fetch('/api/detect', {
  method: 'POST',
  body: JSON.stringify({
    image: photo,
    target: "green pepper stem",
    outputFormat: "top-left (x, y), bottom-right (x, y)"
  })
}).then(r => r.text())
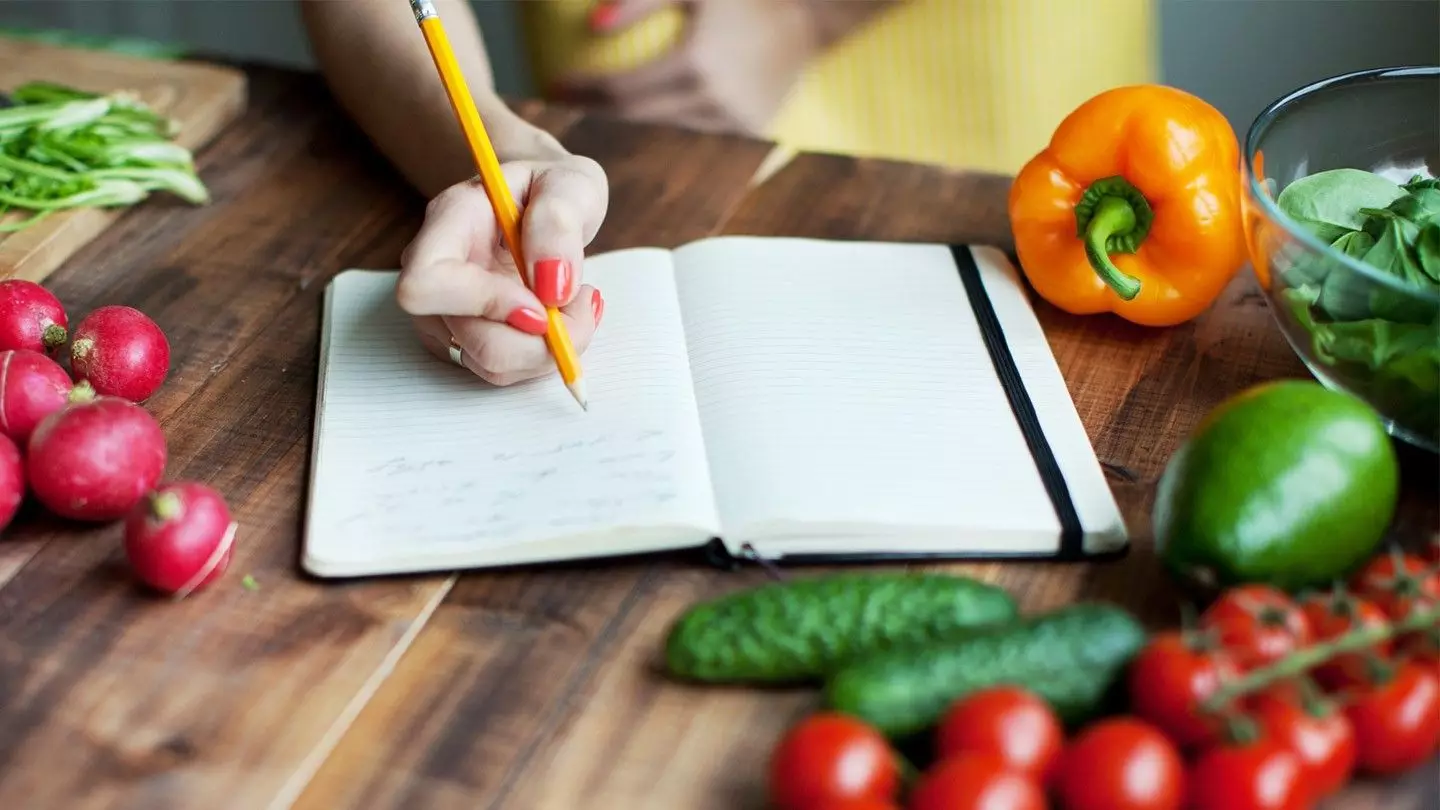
top-left (1081, 197), bottom-right (1144, 300)
top-left (1074, 176), bottom-right (1155, 301)
top-left (1201, 604), bottom-right (1440, 714)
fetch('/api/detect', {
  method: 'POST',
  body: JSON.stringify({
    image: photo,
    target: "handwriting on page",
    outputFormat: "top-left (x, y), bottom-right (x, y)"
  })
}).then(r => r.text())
top-left (328, 429), bottom-right (682, 545)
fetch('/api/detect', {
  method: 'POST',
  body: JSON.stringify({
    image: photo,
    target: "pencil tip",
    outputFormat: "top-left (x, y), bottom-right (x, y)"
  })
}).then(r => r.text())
top-left (567, 379), bottom-right (589, 411)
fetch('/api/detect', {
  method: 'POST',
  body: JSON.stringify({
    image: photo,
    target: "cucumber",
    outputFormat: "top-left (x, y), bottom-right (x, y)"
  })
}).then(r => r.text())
top-left (822, 602), bottom-right (1147, 736)
top-left (663, 572), bottom-right (1019, 683)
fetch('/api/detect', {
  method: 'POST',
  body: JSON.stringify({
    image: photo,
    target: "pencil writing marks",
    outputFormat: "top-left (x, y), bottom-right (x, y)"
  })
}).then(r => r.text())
top-left (329, 429), bottom-right (688, 547)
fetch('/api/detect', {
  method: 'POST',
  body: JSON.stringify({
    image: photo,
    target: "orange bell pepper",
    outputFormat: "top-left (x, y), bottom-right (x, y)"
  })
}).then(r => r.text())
top-left (1008, 84), bottom-right (1248, 327)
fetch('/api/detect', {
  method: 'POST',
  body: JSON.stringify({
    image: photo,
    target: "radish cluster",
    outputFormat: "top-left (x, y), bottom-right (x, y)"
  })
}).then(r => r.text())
top-left (0, 279), bottom-right (237, 598)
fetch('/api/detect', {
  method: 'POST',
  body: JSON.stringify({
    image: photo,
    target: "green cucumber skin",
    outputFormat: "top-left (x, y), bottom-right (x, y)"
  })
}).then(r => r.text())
top-left (663, 573), bottom-right (1019, 684)
top-left (822, 602), bottom-right (1147, 737)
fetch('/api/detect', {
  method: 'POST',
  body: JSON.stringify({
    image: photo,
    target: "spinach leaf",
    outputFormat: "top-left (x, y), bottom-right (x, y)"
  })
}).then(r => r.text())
top-left (1417, 223), bottom-right (1440, 283)
top-left (1402, 174), bottom-right (1440, 194)
top-left (1275, 168), bottom-right (1407, 243)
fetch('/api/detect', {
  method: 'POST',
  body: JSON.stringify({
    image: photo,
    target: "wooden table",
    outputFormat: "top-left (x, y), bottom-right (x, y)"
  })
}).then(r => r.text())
top-left (1, 65), bottom-right (1435, 810)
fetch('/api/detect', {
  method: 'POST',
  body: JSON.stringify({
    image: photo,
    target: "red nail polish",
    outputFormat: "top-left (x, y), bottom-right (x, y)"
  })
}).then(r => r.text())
top-left (506, 307), bottom-right (548, 336)
top-left (591, 289), bottom-right (605, 325)
top-left (533, 258), bottom-right (573, 307)
top-left (589, 3), bottom-right (621, 31)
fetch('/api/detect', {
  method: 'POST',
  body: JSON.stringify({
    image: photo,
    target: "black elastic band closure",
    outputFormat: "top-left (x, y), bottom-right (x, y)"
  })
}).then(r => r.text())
top-left (950, 245), bottom-right (1084, 558)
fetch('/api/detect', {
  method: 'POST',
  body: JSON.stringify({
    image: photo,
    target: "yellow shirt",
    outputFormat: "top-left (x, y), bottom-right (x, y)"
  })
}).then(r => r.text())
top-left (519, 0), bottom-right (1156, 175)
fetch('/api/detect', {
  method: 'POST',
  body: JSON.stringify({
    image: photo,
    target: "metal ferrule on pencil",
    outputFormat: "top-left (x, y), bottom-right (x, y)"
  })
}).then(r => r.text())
top-left (409, 0), bottom-right (437, 23)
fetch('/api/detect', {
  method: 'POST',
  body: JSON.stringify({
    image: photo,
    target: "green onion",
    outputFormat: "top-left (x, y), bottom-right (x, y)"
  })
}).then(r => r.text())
top-left (0, 80), bottom-right (208, 232)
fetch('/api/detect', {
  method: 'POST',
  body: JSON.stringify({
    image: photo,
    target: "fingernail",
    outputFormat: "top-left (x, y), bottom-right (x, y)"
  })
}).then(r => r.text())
top-left (589, 3), bottom-right (620, 31)
top-left (506, 307), bottom-right (549, 336)
top-left (533, 258), bottom-right (573, 307)
top-left (591, 289), bottom-right (605, 325)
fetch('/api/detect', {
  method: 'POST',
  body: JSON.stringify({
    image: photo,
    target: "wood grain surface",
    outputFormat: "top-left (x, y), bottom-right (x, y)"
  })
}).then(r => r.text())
top-left (0, 41), bottom-right (246, 283)
top-left (0, 65), bottom-right (1435, 810)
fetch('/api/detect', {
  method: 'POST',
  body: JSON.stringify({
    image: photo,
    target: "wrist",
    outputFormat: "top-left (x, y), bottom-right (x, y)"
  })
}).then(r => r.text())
top-left (474, 94), bottom-right (570, 165)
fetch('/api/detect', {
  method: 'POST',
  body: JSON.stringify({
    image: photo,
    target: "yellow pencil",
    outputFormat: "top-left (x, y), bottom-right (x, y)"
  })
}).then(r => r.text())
top-left (408, 0), bottom-right (588, 410)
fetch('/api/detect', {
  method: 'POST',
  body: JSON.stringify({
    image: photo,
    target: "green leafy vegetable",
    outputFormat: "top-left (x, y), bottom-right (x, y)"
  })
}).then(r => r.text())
top-left (1272, 166), bottom-right (1440, 445)
top-left (1274, 168), bottom-right (1408, 244)
top-left (0, 81), bottom-right (206, 232)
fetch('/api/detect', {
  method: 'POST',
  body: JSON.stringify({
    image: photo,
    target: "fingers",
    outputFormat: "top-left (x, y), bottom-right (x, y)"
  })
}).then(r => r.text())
top-left (521, 158), bottom-right (609, 308)
top-left (397, 178), bottom-right (546, 324)
top-left (412, 285), bottom-right (604, 386)
top-left (591, 0), bottom-right (681, 32)
top-left (557, 47), bottom-right (695, 106)
top-left (396, 256), bottom-right (546, 325)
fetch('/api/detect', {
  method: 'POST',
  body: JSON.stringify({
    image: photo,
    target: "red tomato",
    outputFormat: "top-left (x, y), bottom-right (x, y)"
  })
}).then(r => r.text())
top-left (1397, 626), bottom-right (1440, 672)
top-left (934, 686), bottom-right (1064, 782)
top-left (1300, 589), bottom-right (1394, 690)
top-left (1201, 584), bottom-right (1313, 670)
top-left (809, 801), bottom-right (902, 810)
top-left (906, 753), bottom-right (1045, 810)
top-left (1127, 631), bottom-right (1241, 749)
top-left (1419, 534), bottom-right (1440, 566)
top-left (1185, 737), bottom-right (1309, 810)
top-left (768, 713), bottom-right (899, 810)
top-left (1248, 687), bottom-right (1356, 800)
top-left (1051, 717), bottom-right (1186, 810)
top-left (1343, 661), bottom-right (1440, 776)
top-left (1351, 550), bottom-right (1440, 621)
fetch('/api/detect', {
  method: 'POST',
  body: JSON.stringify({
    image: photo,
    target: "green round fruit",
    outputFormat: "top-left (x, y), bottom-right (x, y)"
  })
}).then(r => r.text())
top-left (1154, 380), bottom-right (1399, 592)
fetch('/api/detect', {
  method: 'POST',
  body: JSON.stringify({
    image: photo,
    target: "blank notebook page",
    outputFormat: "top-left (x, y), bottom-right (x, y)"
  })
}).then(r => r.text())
top-left (303, 250), bottom-right (721, 577)
top-left (672, 237), bottom-right (1107, 553)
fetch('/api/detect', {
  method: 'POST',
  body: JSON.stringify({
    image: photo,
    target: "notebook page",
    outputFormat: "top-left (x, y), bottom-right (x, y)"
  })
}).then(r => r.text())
top-left (671, 237), bottom-right (1066, 553)
top-left (302, 249), bottom-right (722, 577)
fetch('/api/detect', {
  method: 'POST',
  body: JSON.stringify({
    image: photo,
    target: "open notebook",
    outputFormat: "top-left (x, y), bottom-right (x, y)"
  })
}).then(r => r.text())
top-left (302, 237), bottom-right (1126, 578)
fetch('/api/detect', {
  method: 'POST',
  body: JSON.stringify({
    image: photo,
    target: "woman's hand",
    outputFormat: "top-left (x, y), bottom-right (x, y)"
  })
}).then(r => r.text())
top-left (396, 154), bottom-right (609, 386)
top-left (555, 0), bottom-right (818, 135)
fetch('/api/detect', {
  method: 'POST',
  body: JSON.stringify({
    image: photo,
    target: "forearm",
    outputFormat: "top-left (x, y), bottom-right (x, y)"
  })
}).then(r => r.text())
top-left (299, 0), bottom-right (568, 198)
top-left (802, 0), bottom-right (903, 50)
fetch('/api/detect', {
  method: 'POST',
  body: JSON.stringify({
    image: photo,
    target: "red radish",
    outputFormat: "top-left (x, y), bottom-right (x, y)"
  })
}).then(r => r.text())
top-left (0, 349), bottom-right (75, 444)
top-left (124, 481), bottom-right (236, 597)
top-left (69, 305), bottom-right (170, 402)
top-left (0, 279), bottom-right (69, 355)
top-left (26, 380), bottom-right (167, 521)
top-left (0, 431), bottom-right (23, 531)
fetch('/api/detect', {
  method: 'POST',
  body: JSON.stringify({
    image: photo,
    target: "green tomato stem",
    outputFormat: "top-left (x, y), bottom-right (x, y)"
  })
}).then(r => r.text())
top-left (1202, 604), bottom-right (1440, 713)
top-left (1074, 176), bottom-right (1155, 301)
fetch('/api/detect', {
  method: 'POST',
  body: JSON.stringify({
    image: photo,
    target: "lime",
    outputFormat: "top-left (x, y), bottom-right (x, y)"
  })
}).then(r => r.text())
top-left (1154, 380), bottom-right (1400, 592)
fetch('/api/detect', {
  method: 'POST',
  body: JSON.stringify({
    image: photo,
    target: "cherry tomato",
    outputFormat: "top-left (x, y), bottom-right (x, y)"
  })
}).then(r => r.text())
top-left (1127, 631), bottom-right (1241, 749)
top-left (768, 713), bottom-right (899, 810)
top-left (1051, 717), bottom-right (1186, 810)
top-left (1300, 588), bottom-right (1394, 690)
top-left (1422, 535), bottom-right (1440, 566)
top-left (1185, 737), bottom-right (1309, 810)
top-left (1343, 660), bottom-right (1440, 776)
top-left (1201, 584), bottom-right (1313, 670)
top-left (1248, 686), bottom-right (1356, 800)
top-left (1397, 626), bottom-right (1440, 673)
top-left (906, 752), bottom-right (1045, 810)
top-left (934, 686), bottom-right (1063, 782)
top-left (809, 801), bottom-right (902, 810)
top-left (1351, 550), bottom-right (1440, 621)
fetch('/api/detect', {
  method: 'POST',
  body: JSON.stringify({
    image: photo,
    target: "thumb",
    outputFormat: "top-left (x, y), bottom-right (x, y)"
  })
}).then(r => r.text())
top-left (590, 0), bottom-right (681, 32)
top-left (521, 158), bottom-right (608, 308)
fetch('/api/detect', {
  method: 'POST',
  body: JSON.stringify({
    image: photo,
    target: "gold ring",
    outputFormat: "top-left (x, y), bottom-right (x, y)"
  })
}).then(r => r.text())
top-left (447, 335), bottom-right (465, 367)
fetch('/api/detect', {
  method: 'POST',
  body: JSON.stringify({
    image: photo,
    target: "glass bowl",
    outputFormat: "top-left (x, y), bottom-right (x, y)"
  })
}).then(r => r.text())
top-left (1243, 66), bottom-right (1440, 454)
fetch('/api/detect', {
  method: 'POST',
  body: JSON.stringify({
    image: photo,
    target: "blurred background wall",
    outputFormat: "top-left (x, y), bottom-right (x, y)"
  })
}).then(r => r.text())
top-left (0, 0), bottom-right (1436, 132)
